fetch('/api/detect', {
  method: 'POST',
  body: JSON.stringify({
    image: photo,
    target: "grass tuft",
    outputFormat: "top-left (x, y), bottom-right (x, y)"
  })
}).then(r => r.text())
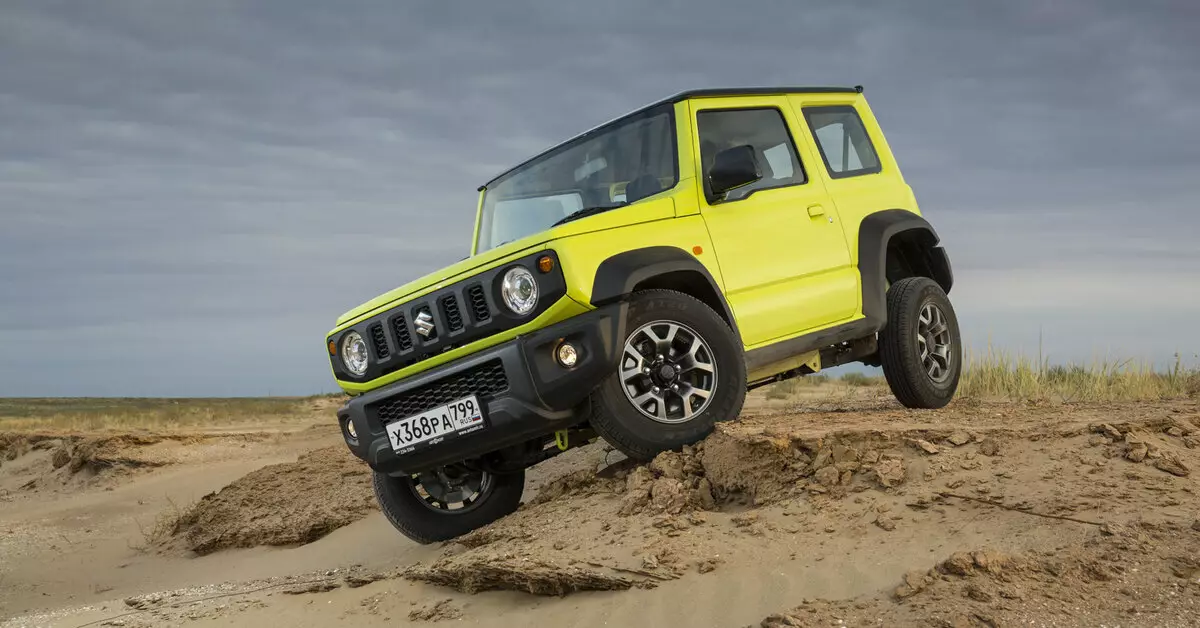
top-left (958, 348), bottom-right (1199, 403)
top-left (131, 496), bottom-right (190, 553)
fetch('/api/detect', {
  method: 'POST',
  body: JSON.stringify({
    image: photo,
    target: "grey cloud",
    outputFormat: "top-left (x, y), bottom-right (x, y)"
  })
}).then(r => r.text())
top-left (1, 0), bottom-right (1198, 395)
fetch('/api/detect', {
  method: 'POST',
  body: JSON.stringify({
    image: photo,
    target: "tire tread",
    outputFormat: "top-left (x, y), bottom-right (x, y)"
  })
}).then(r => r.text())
top-left (588, 289), bottom-right (745, 461)
top-left (879, 277), bottom-right (960, 409)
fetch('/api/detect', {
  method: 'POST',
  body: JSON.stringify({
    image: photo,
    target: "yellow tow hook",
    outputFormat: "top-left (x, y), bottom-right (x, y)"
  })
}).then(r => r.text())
top-left (555, 430), bottom-right (569, 451)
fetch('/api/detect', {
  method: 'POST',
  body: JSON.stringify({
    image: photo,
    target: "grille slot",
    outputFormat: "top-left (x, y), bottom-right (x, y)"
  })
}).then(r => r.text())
top-left (369, 323), bottom-right (389, 359)
top-left (390, 315), bottom-right (414, 352)
top-left (467, 285), bottom-right (490, 322)
top-left (372, 360), bottom-right (509, 423)
top-left (441, 295), bottom-right (464, 332)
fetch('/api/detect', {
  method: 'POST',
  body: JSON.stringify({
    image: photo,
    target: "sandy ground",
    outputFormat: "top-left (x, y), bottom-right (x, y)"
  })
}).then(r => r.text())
top-left (1, 391), bottom-right (1198, 627)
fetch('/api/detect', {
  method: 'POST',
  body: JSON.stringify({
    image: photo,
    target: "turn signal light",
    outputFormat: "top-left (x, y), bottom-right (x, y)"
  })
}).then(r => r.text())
top-left (537, 255), bottom-right (554, 273)
top-left (328, 340), bottom-right (337, 355)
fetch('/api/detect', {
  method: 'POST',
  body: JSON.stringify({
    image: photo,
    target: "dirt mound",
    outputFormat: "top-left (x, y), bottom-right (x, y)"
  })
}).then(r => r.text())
top-left (167, 446), bottom-right (375, 555)
top-left (528, 468), bottom-right (616, 505)
top-left (1, 432), bottom-right (160, 494)
top-left (1, 431), bottom-right (283, 496)
top-left (64, 434), bottom-right (175, 472)
top-left (1, 432), bottom-right (64, 464)
top-left (1092, 421), bottom-right (1194, 476)
top-left (1, 434), bottom-right (31, 463)
top-left (616, 423), bottom-right (924, 515)
top-left (404, 555), bottom-right (651, 595)
top-left (521, 424), bottom-right (921, 518)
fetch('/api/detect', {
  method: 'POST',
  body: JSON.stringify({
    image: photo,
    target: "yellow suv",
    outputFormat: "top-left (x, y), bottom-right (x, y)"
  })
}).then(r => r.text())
top-left (326, 86), bottom-right (959, 543)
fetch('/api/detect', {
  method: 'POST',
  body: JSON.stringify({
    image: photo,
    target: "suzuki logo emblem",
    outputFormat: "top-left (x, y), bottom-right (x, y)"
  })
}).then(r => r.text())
top-left (414, 310), bottom-right (435, 338)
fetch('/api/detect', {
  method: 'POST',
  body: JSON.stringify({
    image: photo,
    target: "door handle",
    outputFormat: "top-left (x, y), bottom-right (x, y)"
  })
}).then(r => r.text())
top-left (807, 204), bottom-right (825, 217)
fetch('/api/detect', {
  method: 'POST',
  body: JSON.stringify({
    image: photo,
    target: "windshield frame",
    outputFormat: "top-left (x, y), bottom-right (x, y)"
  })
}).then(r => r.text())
top-left (473, 103), bottom-right (679, 254)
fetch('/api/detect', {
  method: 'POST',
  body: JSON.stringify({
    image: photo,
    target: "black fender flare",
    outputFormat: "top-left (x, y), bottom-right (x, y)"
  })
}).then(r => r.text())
top-left (858, 209), bottom-right (953, 329)
top-left (589, 246), bottom-right (740, 340)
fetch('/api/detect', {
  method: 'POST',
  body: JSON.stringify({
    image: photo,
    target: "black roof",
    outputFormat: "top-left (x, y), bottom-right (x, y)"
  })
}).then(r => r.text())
top-left (481, 86), bottom-right (863, 189)
top-left (664, 86), bottom-right (862, 100)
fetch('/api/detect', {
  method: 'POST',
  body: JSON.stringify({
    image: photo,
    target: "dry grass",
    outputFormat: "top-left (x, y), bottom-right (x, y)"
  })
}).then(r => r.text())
top-left (761, 349), bottom-right (1198, 404)
top-left (839, 372), bottom-right (883, 387)
top-left (131, 496), bottom-right (188, 553)
top-left (764, 374), bottom-right (831, 399)
top-left (0, 394), bottom-right (344, 432)
top-left (761, 372), bottom-right (888, 401)
top-left (958, 349), bottom-right (1200, 403)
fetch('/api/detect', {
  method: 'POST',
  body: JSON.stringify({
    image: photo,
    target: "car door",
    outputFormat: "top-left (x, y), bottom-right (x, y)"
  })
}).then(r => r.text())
top-left (691, 97), bottom-right (858, 349)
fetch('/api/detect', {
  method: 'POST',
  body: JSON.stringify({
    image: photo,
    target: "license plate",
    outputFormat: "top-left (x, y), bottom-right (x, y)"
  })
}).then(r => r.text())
top-left (385, 395), bottom-right (485, 454)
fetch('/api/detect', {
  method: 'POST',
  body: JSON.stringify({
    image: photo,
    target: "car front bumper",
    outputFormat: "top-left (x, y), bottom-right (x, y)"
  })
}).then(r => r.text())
top-left (337, 302), bottom-right (627, 475)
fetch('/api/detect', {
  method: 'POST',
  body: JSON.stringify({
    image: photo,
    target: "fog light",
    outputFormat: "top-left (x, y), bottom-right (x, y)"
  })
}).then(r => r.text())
top-left (344, 419), bottom-right (357, 440)
top-left (556, 342), bottom-right (578, 368)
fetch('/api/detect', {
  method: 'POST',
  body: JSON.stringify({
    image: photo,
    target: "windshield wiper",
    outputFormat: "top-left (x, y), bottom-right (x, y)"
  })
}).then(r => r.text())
top-left (551, 203), bottom-right (626, 228)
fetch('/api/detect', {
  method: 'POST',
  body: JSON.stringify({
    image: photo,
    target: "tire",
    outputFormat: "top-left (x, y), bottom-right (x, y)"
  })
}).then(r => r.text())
top-left (879, 277), bottom-right (962, 409)
top-left (589, 289), bottom-right (746, 461)
top-left (373, 467), bottom-right (525, 544)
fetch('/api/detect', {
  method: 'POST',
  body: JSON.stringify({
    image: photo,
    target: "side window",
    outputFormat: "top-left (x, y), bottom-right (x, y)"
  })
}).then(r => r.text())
top-left (696, 108), bottom-right (805, 200)
top-left (803, 106), bottom-right (881, 178)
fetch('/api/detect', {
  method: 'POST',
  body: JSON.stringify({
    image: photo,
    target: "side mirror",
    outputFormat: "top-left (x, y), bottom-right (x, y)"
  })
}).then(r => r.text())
top-left (708, 145), bottom-right (762, 199)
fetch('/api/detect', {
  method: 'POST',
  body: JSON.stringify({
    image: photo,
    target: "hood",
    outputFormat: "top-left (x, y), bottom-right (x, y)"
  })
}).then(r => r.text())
top-left (334, 236), bottom-right (546, 329)
top-left (332, 196), bottom-right (676, 330)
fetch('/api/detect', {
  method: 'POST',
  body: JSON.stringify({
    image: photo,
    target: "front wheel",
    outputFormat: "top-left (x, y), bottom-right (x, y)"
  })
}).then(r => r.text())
top-left (373, 464), bottom-right (524, 544)
top-left (879, 276), bottom-right (962, 409)
top-left (589, 290), bottom-right (747, 461)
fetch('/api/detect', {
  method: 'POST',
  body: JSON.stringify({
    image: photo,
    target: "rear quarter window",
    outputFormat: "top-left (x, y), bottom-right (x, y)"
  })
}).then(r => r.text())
top-left (803, 106), bottom-right (882, 179)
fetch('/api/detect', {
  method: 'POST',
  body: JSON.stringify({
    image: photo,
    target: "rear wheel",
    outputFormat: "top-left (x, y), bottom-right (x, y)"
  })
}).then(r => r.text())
top-left (373, 463), bottom-right (524, 544)
top-left (589, 290), bottom-right (746, 461)
top-left (879, 277), bottom-right (961, 408)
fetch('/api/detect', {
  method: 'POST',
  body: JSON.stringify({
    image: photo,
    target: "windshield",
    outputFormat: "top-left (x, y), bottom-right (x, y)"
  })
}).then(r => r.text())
top-left (476, 105), bottom-right (677, 252)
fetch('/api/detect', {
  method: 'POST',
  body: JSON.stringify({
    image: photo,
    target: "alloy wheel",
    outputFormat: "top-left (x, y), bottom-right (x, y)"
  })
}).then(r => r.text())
top-left (619, 320), bottom-right (717, 424)
top-left (916, 302), bottom-right (953, 383)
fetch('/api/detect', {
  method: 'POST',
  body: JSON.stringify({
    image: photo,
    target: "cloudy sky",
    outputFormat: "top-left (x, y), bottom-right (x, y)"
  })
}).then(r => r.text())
top-left (2, 1), bottom-right (1198, 396)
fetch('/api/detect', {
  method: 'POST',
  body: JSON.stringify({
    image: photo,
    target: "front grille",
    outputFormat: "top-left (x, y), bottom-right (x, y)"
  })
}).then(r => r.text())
top-left (391, 315), bottom-right (413, 352)
top-left (441, 295), bottom-right (464, 332)
top-left (372, 360), bottom-right (509, 423)
top-left (330, 250), bottom-right (565, 381)
top-left (369, 323), bottom-right (389, 359)
top-left (467, 285), bottom-right (490, 322)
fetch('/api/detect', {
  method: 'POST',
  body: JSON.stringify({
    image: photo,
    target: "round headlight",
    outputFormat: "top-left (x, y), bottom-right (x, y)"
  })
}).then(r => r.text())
top-left (340, 331), bottom-right (369, 376)
top-left (501, 266), bottom-right (538, 315)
